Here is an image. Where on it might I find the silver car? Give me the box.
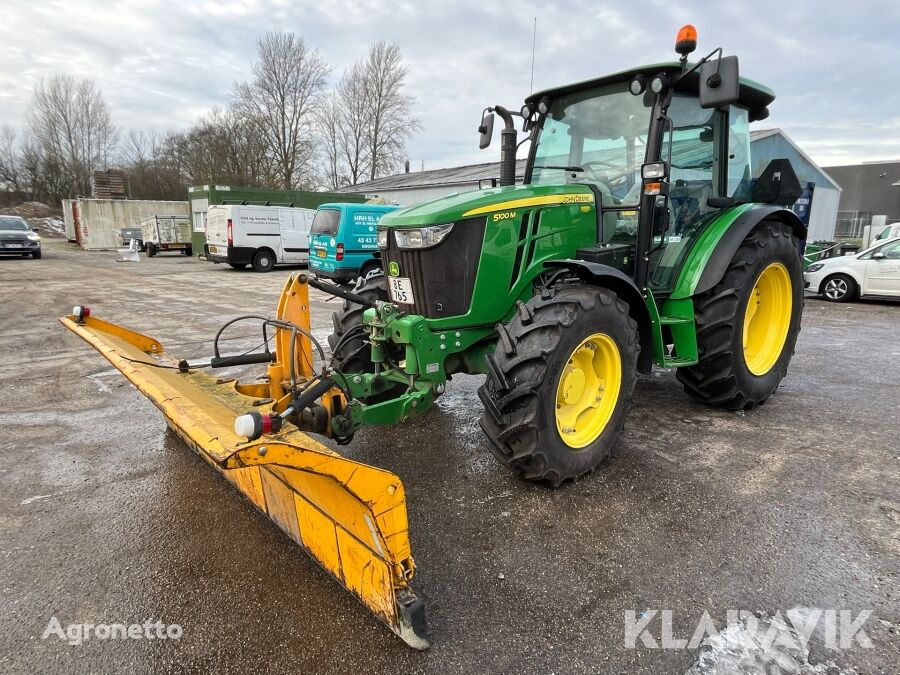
[0,215,41,259]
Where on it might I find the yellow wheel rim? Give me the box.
[555,333,621,449]
[743,262,793,376]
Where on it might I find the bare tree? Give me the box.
[27,75,118,200]
[235,31,329,190]
[322,42,419,187]
[317,93,345,189]
[0,126,23,197]
[363,41,420,181]
[336,61,372,186]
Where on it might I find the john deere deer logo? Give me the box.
[389,261,400,277]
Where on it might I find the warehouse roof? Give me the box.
[342,129,836,193]
[336,160,527,193]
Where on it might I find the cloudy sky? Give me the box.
[1,0,898,173]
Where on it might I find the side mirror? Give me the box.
[700,55,740,109]
[872,252,886,260]
[478,112,495,150]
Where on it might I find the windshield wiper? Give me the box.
[533,165,584,173]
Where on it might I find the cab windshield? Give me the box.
[529,83,651,206]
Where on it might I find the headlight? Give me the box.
[806,263,824,273]
[377,229,389,249]
[393,223,454,249]
[27,233,40,241]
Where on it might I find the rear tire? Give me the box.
[478,285,639,486]
[228,263,247,270]
[328,274,389,373]
[251,249,275,272]
[677,220,803,411]
[820,273,857,302]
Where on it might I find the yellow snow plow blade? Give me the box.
[59,280,428,649]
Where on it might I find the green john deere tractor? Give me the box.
[61,26,807,645]
[326,26,805,485]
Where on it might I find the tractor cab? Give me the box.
[518,55,778,295]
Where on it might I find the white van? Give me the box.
[205,204,315,272]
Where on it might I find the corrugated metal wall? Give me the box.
[76,199,190,249]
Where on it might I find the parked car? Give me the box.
[805,235,900,301]
[0,215,41,259]
[874,222,900,241]
[308,203,398,283]
[205,204,315,272]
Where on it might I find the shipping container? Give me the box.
[61,199,76,242]
[73,199,189,250]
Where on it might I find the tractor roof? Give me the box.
[526,61,775,118]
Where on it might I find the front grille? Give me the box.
[383,217,486,318]
[0,238,27,247]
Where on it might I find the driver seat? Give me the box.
[593,180,618,243]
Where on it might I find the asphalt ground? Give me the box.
[1,240,897,674]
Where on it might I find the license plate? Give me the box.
[388,277,415,305]
[208,245,218,254]
[4,243,22,248]
[316,249,327,258]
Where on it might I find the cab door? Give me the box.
[864,240,900,296]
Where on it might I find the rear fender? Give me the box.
[671,204,807,300]
[545,260,653,373]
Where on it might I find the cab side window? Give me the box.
[664,95,716,235]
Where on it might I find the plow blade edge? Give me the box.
[60,314,428,649]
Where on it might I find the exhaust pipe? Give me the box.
[490,106,517,187]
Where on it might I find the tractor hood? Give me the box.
[379,183,597,228]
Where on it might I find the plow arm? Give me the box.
[60,310,428,649]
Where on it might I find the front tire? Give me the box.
[478,286,639,486]
[327,274,389,373]
[228,262,247,270]
[677,220,803,411]
[251,249,275,272]
[821,274,857,302]
[32,250,42,259]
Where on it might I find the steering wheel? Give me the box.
[579,160,629,192]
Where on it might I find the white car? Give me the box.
[874,222,900,241]
[805,236,900,302]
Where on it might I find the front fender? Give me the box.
[671,204,807,300]
[546,259,653,373]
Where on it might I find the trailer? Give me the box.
[140,215,193,257]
